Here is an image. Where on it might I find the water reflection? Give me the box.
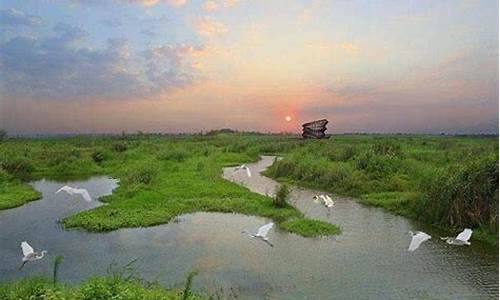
[0,157,497,299]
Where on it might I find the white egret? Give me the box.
[312,194,334,208]
[242,222,274,247]
[56,185,92,202]
[408,231,431,251]
[441,228,473,246]
[19,241,47,270]
[323,195,334,208]
[234,164,252,177]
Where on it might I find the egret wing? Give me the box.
[408,232,431,251]
[76,189,92,202]
[257,222,274,237]
[56,185,72,194]
[325,195,334,207]
[21,241,34,256]
[455,229,472,242]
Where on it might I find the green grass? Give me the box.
[0,134,340,238]
[359,192,422,218]
[0,167,41,209]
[280,219,341,237]
[0,276,206,300]
[264,134,499,246]
[0,133,497,245]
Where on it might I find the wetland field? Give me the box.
[0,133,497,299]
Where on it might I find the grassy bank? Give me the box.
[0,276,206,300]
[264,135,498,246]
[0,133,497,244]
[0,134,339,237]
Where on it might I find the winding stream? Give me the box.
[0,156,497,299]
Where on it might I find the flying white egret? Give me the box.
[408,231,431,251]
[312,195,334,208]
[234,164,252,177]
[19,241,47,270]
[323,195,334,208]
[56,185,92,202]
[242,222,274,247]
[441,228,473,246]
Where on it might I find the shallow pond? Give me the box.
[0,157,497,299]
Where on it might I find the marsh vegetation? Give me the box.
[0,133,341,237]
[0,133,497,244]
[0,134,497,299]
[265,134,498,245]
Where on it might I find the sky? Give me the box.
[0,0,498,135]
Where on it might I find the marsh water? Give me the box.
[0,156,497,299]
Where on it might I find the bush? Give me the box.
[0,157,34,178]
[127,166,158,185]
[418,155,499,232]
[112,142,128,153]
[158,149,188,162]
[355,151,400,178]
[45,149,80,167]
[320,164,350,186]
[91,150,106,164]
[385,174,412,192]
[267,159,296,178]
[273,184,290,208]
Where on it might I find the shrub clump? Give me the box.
[112,142,128,153]
[0,157,34,178]
[158,149,189,162]
[91,150,106,164]
[127,166,158,185]
[417,155,499,233]
[273,184,290,208]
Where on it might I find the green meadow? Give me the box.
[0,133,497,245]
[0,133,340,237]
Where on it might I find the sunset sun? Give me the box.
[285,115,292,122]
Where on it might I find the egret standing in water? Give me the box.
[234,164,252,177]
[441,229,473,246]
[56,185,92,202]
[408,231,431,251]
[19,241,47,270]
[242,222,274,247]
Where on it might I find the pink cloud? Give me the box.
[203,1,219,12]
[194,16,228,37]
[167,0,187,7]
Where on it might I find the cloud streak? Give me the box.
[0,8,42,27]
[0,22,208,101]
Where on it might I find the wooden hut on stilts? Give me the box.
[302,119,329,139]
